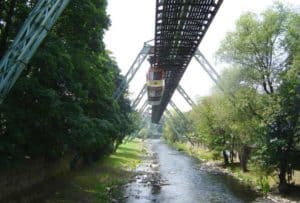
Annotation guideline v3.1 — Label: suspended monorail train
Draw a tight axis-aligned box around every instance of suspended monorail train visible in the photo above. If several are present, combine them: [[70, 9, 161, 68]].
[[146, 66, 165, 105]]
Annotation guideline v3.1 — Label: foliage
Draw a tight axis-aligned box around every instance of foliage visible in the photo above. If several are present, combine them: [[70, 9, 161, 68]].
[[164, 1, 300, 192], [41, 139, 144, 203], [0, 0, 136, 168]]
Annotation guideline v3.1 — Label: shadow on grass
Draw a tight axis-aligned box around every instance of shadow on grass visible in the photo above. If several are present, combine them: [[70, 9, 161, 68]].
[[3, 141, 143, 203], [3, 163, 134, 203], [280, 184, 300, 202]]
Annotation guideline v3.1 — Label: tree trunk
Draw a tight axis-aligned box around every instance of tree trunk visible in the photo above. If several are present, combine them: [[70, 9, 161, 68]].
[[230, 136, 235, 163], [278, 161, 289, 194], [230, 150, 234, 163], [239, 145, 251, 172], [223, 150, 229, 166]]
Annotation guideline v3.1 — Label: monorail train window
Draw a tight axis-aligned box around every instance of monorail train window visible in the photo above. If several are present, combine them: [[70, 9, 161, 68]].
[[148, 90, 162, 97], [151, 71, 162, 80], [148, 68, 163, 81]]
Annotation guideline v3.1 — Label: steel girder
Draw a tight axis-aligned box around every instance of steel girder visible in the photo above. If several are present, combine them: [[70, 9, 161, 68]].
[[0, 0, 70, 103], [194, 49, 224, 92], [113, 44, 152, 100], [169, 100, 188, 123], [151, 0, 223, 123], [164, 109, 181, 139], [125, 107, 151, 141], [194, 49, 235, 103], [132, 84, 147, 109], [176, 84, 196, 107], [138, 100, 149, 114]]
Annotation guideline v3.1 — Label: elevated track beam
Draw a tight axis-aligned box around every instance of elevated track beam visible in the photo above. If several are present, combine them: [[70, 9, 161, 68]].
[[152, 0, 223, 123]]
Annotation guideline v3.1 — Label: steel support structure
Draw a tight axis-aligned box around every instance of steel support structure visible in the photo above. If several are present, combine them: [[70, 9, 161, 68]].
[[113, 44, 152, 100], [139, 100, 148, 114], [176, 84, 196, 107], [194, 49, 235, 103], [164, 109, 181, 139], [194, 49, 224, 92], [169, 100, 188, 123], [0, 0, 70, 103], [151, 0, 223, 123], [132, 84, 147, 109], [126, 107, 151, 141]]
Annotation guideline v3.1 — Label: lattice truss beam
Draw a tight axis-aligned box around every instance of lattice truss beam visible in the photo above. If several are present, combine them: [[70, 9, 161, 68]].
[[125, 106, 151, 141], [152, 0, 223, 123], [114, 44, 152, 100], [177, 84, 195, 107], [165, 109, 181, 138], [0, 0, 70, 103]]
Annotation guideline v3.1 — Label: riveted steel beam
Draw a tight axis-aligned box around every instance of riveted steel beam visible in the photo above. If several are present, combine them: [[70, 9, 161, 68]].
[[152, 0, 223, 122]]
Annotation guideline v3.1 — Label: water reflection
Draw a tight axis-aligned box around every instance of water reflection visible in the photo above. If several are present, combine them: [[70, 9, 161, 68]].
[[125, 139, 272, 203]]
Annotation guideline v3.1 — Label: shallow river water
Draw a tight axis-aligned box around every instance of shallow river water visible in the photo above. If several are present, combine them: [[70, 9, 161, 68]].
[[125, 139, 274, 203]]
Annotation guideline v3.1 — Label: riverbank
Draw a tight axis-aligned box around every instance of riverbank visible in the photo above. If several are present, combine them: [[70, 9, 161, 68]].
[[127, 139, 266, 202], [46, 139, 145, 203], [3, 139, 145, 203], [170, 141, 300, 203]]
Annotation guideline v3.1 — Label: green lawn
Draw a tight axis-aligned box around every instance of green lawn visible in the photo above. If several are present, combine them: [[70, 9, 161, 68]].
[[45, 139, 144, 203]]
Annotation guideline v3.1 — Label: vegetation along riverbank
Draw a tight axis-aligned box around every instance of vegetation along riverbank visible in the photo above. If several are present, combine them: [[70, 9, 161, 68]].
[[3, 139, 145, 203]]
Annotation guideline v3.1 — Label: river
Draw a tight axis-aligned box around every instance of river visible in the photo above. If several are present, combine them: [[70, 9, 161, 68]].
[[125, 139, 273, 203]]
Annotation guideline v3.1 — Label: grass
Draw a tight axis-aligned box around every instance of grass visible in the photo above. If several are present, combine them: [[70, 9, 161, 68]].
[[43, 139, 144, 203], [171, 142, 220, 161], [226, 162, 277, 194]]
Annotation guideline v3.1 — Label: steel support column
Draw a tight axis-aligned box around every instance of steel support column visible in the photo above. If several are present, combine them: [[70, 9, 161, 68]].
[[0, 0, 70, 103], [164, 109, 181, 139], [139, 100, 148, 114], [194, 49, 235, 103], [132, 84, 147, 109], [176, 84, 196, 107], [169, 100, 188, 123], [113, 44, 152, 100]]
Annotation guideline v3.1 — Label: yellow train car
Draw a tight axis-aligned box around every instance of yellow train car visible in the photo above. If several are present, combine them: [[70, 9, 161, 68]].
[[146, 67, 165, 105]]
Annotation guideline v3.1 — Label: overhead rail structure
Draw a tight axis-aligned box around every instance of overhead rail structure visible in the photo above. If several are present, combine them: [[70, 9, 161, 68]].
[[151, 0, 223, 123], [113, 44, 152, 100]]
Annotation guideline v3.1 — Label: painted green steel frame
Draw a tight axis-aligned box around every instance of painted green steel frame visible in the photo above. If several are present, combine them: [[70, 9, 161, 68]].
[[113, 44, 152, 101], [0, 0, 70, 103], [132, 84, 147, 109], [176, 84, 196, 107]]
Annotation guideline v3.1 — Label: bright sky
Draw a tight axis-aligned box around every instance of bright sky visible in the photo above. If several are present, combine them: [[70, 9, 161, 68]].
[[104, 0, 300, 112]]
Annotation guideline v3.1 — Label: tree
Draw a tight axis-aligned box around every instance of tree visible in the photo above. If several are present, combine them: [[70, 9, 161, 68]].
[[217, 2, 300, 191], [0, 0, 136, 169], [262, 56, 300, 193], [217, 3, 295, 94]]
